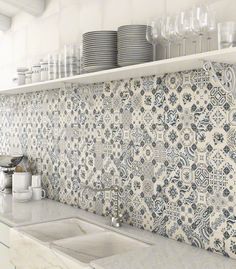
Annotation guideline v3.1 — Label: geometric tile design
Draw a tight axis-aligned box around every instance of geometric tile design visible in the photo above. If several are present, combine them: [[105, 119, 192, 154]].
[[0, 68, 236, 259]]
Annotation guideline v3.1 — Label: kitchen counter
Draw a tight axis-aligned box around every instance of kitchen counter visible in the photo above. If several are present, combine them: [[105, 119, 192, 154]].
[[1, 193, 236, 269]]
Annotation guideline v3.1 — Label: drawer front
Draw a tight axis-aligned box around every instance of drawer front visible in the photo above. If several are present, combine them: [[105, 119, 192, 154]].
[[0, 242, 15, 269], [0, 221, 10, 247]]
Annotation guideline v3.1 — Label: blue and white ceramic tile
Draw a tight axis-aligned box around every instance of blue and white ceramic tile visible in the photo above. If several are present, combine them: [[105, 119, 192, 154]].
[[0, 68, 236, 259]]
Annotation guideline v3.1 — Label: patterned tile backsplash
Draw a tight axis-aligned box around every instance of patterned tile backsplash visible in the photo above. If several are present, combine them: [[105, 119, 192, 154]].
[[1, 68, 236, 258]]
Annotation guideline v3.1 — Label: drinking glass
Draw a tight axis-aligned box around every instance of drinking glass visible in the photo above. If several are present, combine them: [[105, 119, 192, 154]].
[[191, 4, 208, 53], [58, 52, 65, 79], [218, 22, 236, 49], [176, 10, 192, 56], [53, 54, 59, 80], [64, 44, 78, 77], [48, 54, 54, 80], [163, 16, 178, 58], [160, 17, 172, 59], [146, 19, 160, 61]]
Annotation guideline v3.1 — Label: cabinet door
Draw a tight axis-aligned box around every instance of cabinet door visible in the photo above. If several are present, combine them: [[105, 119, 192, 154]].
[[0, 242, 15, 269], [0, 221, 10, 246]]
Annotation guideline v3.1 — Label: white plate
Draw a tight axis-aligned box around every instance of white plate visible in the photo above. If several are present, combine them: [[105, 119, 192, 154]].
[[84, 61, 117, 65], [118, 25, 147, 29], [83, 36, 117, 40], [83, 31, 117, 36], [84, 66, 117, 72], [118, 55, 152, 59], [118, 46, 152, 50]]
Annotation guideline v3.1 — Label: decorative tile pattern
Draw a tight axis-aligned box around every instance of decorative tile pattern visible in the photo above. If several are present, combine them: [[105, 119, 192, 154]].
[[0, 68, 236, 259]]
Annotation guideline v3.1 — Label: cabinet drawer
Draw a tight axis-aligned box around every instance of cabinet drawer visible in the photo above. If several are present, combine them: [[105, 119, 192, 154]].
[[0, 242, 15, 269], [0, 221, 10, 247]]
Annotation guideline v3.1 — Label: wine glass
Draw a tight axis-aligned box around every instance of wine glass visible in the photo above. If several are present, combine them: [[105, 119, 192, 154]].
[[164, 15, 179, 58], [206, 9, 216, 51], [176, 10, 192, 56], [191, 4, 208, 53], [146, 19, 160, 61]]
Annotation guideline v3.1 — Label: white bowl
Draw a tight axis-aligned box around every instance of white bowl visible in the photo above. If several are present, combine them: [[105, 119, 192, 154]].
[[13, 189, 32, 203]]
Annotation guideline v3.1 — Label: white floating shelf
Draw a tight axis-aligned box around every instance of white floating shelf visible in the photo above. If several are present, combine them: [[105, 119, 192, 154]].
[[1, 47, 236, 95]]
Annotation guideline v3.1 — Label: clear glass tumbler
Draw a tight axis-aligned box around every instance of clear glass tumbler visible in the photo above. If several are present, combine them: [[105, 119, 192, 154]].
[[218, 22, 236, 49], [64, 44, 78, 77]]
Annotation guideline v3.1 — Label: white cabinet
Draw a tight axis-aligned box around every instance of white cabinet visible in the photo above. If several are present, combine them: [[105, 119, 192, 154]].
[[0, 221, 15, 269], [0, 242, 15, 269]]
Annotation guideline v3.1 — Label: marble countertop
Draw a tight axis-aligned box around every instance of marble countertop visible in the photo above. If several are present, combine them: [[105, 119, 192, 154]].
[[2, 193, 236, 269]]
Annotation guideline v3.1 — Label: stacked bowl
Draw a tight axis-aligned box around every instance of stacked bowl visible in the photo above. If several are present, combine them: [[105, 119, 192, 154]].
[[118, 25, 153, 67], [83, 31, 118, 73]]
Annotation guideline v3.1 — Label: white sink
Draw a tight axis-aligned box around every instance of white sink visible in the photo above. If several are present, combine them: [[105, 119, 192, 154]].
[[52, 231, 149, 264], [12, 218, 149, 269], [19, 218, 104, 243]]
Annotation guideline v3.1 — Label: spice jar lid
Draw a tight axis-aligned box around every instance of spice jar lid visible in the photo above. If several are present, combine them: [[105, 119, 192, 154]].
[[32, 63, 41, 68]]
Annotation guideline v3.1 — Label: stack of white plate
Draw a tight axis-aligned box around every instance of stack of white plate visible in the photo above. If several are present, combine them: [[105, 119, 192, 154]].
[[118, 25, 153, 67], [83, 31, 117, 73]]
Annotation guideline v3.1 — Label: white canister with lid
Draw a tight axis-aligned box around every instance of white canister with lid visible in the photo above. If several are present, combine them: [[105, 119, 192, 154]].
[[12, 172, 32, 193], [40, 61, 48, 81], [32, 64, 41, 83]]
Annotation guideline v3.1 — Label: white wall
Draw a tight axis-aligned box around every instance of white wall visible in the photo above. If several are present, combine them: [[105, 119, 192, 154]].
[[0, 0, 234, 88]]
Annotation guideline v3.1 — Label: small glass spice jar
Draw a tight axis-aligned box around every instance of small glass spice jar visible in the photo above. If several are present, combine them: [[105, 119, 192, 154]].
[[40, 61, 48, 81], [32, 63, 41, 83]]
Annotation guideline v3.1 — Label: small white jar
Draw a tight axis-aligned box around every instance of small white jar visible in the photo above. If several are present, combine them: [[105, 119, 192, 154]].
[[32, 64, 41, 83], [40, 61, 48, 81], [17, 67, 28, 86], [25, 70, 32, 84]]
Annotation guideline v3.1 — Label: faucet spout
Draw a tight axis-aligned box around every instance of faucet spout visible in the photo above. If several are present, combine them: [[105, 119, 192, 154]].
[[80, 184, 123, 228]]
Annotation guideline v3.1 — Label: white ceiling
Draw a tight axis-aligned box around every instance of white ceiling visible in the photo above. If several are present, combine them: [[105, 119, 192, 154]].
[[0, 1, 20, 17], [0, 0, 45, 31]]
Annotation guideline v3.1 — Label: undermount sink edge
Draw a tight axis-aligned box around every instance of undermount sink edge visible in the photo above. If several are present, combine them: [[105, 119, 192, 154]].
[[10, 218, 150, 269], [18, 218, 105, 244]]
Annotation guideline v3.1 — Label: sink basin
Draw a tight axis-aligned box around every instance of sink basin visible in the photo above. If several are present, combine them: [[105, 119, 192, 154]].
[[19, 218, 104, 243], [52, 231, 149, 264]]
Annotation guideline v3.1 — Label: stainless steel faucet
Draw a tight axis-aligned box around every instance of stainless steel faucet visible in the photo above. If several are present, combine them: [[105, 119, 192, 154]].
[[81, 184, 123, 228]]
